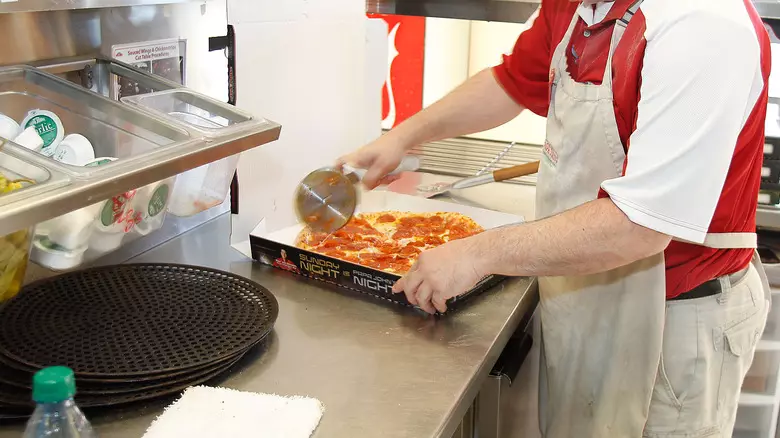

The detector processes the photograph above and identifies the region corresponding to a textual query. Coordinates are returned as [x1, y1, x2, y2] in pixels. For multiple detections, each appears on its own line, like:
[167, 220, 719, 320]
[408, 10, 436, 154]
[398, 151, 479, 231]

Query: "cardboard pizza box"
[249, 190, 524, 314]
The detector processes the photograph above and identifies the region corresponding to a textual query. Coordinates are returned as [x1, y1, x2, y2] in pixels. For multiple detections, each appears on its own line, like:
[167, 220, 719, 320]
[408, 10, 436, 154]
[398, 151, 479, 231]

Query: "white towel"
[143, 386, 324, 438]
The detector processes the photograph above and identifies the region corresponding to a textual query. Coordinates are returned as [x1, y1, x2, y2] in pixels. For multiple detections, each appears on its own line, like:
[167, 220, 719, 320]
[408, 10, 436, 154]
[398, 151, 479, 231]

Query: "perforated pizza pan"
[0, 331, 269, 385]
[0, 353, 244, 408]
[0, 349, 248, 395]
[0, 264, 278, 377]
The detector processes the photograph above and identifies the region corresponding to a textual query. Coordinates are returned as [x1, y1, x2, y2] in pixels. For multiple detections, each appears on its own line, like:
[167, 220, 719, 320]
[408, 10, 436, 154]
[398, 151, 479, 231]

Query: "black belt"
[669, 267, 748, 301]
[669, 279, 722, 301]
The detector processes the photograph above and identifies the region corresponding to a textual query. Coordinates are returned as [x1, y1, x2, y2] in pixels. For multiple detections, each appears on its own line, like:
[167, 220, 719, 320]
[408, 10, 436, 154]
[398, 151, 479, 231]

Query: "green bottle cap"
[32, 366, 76, 403]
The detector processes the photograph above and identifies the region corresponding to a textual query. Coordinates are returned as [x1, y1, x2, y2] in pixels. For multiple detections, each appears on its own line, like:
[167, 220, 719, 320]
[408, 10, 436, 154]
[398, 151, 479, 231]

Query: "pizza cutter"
[417, 161, 540, 198]
[295, 155, 421, 233]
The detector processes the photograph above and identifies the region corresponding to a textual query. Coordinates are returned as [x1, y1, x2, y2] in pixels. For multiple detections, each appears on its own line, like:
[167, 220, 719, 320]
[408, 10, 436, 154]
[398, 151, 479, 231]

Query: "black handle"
[209, 25, 240, 214]
[490, 307, 536, 384]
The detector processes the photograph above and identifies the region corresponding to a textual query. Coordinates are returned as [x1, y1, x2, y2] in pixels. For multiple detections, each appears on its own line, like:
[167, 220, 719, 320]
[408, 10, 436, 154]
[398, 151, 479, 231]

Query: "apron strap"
[674, 232, 758, 249]
[603, 0, 644, 85]
[616, 0, 645, 28]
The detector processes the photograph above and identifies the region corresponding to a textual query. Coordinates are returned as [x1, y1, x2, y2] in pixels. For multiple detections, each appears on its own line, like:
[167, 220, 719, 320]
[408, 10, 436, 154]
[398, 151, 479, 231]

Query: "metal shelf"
[0, 62, 281, 235]
[0, 125, 279, 236]
[758, 205, 780, 231]
[366, 0, 540, 23]
[756, 1, 780, 20]
[0, 0, 208, 14]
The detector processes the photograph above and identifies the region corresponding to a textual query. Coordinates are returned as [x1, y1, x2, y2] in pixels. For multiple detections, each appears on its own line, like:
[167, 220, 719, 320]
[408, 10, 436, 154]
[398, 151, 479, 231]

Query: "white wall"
[421, 12, 546, 146]
[421, 18, 471, 108]
[228, 0, 385, 245]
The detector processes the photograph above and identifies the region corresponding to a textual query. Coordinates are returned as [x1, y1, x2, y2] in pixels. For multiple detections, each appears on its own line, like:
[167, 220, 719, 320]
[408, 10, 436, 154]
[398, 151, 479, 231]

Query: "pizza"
[296, 211, 484, 274]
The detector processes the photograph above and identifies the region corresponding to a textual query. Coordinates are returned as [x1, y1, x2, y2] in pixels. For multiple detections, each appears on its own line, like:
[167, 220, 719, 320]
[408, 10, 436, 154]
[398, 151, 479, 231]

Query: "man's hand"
[392, 198, 672, 314]
[337, 133, 409, 189]
[392, 237, 486, 314]
[337, 69, 524, 189]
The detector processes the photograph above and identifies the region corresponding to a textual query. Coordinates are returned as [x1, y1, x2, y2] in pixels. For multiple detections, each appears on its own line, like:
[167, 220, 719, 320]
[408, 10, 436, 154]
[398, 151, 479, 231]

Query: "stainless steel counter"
[0, 175, 539, 438]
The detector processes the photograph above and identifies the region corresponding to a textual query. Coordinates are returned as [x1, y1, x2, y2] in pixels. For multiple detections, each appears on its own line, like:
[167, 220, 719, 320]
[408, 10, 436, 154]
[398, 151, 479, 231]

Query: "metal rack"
[413, 137, 541, 185]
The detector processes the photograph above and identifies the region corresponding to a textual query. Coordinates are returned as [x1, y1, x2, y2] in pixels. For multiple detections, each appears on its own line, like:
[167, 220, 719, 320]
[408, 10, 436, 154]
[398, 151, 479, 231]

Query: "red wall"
[367, 14, 426, 128]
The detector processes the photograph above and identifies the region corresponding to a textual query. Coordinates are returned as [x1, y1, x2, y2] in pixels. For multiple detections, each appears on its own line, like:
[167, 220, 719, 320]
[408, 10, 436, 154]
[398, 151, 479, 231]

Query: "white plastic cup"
[31, 237, 88, 271]
[53, 134, 95, 166]
[13, 127, 44, 152]
[45, 205, 100, 251]
[83, 157, 118, 168]
[0, 113, 20, 141]
[132, 178, 174, 236]
[88, 226, 126, 253]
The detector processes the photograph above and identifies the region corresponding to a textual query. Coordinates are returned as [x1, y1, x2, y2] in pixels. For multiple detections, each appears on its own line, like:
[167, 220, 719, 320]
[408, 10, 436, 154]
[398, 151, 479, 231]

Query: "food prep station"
[0, 0, 542, 436]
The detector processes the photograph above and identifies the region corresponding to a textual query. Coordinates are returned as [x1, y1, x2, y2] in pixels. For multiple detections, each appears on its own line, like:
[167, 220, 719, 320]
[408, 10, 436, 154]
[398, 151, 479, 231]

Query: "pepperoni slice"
[392, 229, 414, 240]
[318, 238, 350, 249]
[378, 243, 400, 254]
[399, 216, 426, 226]
[399, 245, 422, 256]
[376, 214, 396, 223]
[424, 235, 444, 246]
[345, 241, 371, 251]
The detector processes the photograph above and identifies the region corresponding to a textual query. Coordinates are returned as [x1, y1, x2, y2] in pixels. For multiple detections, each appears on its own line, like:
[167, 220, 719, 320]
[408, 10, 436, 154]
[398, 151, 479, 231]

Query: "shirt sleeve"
[491, 2, 553, 117]
[600, 9, 763, 243]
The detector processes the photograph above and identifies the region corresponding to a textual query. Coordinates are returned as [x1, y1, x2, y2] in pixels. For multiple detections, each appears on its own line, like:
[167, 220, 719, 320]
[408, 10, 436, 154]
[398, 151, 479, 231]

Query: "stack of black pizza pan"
[0, 264, 278, 419]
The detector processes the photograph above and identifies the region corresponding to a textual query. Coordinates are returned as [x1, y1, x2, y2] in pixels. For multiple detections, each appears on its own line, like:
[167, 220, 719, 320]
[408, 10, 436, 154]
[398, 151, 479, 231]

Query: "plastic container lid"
[32, 366, 76, 403]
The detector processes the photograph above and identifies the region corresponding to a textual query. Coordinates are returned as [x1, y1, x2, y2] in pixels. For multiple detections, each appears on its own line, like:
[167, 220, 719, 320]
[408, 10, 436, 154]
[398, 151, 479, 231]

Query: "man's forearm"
[473, 198, 672, 277]
[389, 69, 524, 149]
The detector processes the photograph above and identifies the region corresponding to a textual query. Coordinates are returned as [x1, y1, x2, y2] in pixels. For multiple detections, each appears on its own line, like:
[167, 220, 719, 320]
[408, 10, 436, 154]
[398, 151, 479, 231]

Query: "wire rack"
[411, 137, 541, 185]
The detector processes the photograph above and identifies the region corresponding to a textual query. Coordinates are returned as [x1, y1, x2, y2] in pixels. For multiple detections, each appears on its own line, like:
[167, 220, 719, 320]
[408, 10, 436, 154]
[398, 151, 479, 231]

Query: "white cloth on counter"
[143, 386, 324, 438]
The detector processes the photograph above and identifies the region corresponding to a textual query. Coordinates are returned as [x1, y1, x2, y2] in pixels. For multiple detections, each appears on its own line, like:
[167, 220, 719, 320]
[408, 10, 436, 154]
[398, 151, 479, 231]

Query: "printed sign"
[110, 39, 185, 100]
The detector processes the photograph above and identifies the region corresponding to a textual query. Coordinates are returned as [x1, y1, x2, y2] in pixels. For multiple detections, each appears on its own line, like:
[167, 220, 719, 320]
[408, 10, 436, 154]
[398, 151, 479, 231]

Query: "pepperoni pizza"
[296, 211, 484, 274]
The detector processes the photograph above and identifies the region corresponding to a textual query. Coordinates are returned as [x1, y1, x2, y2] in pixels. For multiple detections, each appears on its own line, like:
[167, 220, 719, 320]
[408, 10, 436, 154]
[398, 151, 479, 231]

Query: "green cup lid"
[32, 366, 76, 403]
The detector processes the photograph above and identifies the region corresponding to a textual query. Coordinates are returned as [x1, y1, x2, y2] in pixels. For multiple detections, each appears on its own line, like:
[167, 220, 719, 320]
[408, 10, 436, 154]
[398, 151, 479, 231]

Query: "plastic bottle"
[22, 366, 97, 438]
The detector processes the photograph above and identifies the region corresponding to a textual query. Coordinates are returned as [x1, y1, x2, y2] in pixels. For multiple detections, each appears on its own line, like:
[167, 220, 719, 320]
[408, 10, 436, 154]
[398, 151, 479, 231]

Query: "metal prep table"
[0, 173, 540, 438]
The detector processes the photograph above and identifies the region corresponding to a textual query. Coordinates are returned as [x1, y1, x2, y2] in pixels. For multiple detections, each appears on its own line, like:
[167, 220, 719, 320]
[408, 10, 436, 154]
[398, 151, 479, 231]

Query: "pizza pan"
[0, 353, 244, 409]
[0, 349, 248, 395]
[0, 331, 269, 384]
[0, 264, 278, 377]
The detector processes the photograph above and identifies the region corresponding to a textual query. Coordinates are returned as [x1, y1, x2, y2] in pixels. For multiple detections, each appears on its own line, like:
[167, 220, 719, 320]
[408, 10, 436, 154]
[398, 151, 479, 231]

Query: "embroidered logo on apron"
[543, 140, 559, 166]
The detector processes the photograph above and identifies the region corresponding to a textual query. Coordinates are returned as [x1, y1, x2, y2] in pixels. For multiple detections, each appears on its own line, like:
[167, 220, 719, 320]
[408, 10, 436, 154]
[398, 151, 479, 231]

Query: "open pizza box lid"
[247, 190, 524, 314]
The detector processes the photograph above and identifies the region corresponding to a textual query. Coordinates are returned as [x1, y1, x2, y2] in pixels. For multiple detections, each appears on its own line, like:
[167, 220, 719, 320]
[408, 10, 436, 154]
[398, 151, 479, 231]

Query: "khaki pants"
[643, 264, 770, 437]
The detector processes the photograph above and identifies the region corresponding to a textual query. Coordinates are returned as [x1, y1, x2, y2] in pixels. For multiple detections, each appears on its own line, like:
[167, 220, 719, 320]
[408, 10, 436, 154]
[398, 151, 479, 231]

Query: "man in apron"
[342, 0, 772, 435]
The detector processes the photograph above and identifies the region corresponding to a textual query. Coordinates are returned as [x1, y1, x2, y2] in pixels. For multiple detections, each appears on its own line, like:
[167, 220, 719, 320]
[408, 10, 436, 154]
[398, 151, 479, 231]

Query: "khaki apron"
[536, 2, 769, 437]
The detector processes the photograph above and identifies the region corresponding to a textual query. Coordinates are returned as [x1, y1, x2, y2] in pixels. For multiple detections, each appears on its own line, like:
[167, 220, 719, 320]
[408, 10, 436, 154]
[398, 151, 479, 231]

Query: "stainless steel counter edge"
[436, 276, 538, 438]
